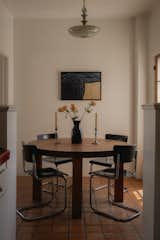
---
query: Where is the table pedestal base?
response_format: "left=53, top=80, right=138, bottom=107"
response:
left=72, top=157, right=82, bottom=218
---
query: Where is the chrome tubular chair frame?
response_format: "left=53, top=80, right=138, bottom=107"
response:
left=89, top=145, right=141, bottom=222
left=16, top=144, right=67, bottom=221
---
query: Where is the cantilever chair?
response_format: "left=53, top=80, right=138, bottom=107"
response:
left=89, top=145, right=141, bottom=222
left=89, top=134, right=128, bottom=191
left=37, top=133, right=72, bottom=168
left=16, top=144, right=67, bottom=221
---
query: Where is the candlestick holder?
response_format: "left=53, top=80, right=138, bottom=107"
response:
left=92, top=128, right=99, bottom=144
left=54, top=128, right=60, bottom=145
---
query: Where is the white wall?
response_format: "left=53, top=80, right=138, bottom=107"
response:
left=0, top=0, right=14, bottom=105
left=143, top=105, right=155, bottom=240
left=0, top=108, right=17, bottom=240
left=148, top=1, right=160, bottom=103
left=0, top=2, right=15, bottom=240
left=14, top=18, right=135, bottom=175
left=133, top=15, right=148, bottom=178
left=143, top=104, right=160, bottom=240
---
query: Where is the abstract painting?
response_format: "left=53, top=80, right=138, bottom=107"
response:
left=61, top=72, right=101, bottom=100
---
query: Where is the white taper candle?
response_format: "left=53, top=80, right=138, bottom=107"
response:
left=55, top=112, right=57, bottom=130
left=95, top=112, right=97, bottom=129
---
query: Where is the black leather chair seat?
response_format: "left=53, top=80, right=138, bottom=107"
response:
left=37, top=168, right=67, bottom=178
left=91, top=168, right=127, bottom=179
left=89, top=159, right=112, bottom=167
left=91, top=168, right=116, bottom=179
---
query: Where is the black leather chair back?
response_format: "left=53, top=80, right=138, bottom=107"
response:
left=114, top=145, right=137, bottom=163
left=23, top=144, right=38, bottom=163
left=105, top=134, right=128, bottom=143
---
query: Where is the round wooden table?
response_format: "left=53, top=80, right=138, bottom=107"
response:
left=30, top=138, right=126, bottom=218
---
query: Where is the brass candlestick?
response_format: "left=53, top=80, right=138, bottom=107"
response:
left=54, top=128, right=60, bottom=145
left=92, top=128, right=99, bottom=144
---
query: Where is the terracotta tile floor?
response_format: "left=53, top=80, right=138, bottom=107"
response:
left=17, top=177, right=143, bottom=240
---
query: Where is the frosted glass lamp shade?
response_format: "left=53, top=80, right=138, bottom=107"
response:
left=68, top=25, right=100, bottom=38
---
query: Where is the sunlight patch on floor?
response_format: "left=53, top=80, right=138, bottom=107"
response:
left=132, top=189, right=143, bottom=200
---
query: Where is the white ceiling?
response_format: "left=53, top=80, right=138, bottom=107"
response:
left=3, top=0, right=157, bottom=19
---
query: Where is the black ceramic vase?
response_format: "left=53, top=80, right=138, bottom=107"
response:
left=72, top=120, right=82, bottom=144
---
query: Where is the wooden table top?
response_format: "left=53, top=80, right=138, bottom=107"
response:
left=30, top=138, right=126, bottom=158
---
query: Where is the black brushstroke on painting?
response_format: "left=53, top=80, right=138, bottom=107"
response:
left=61, top=72, right=101, bottom=100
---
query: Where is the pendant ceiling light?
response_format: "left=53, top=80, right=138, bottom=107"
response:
left=68, top=0, right=100, bottom=38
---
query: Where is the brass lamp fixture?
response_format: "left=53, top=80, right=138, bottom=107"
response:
left=68, top=0, right=100, bottom=38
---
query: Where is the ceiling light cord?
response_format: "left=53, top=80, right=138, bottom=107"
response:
left=83, top=0, right=85, bottom=9
left=81, top=1, right=88, bottom=26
